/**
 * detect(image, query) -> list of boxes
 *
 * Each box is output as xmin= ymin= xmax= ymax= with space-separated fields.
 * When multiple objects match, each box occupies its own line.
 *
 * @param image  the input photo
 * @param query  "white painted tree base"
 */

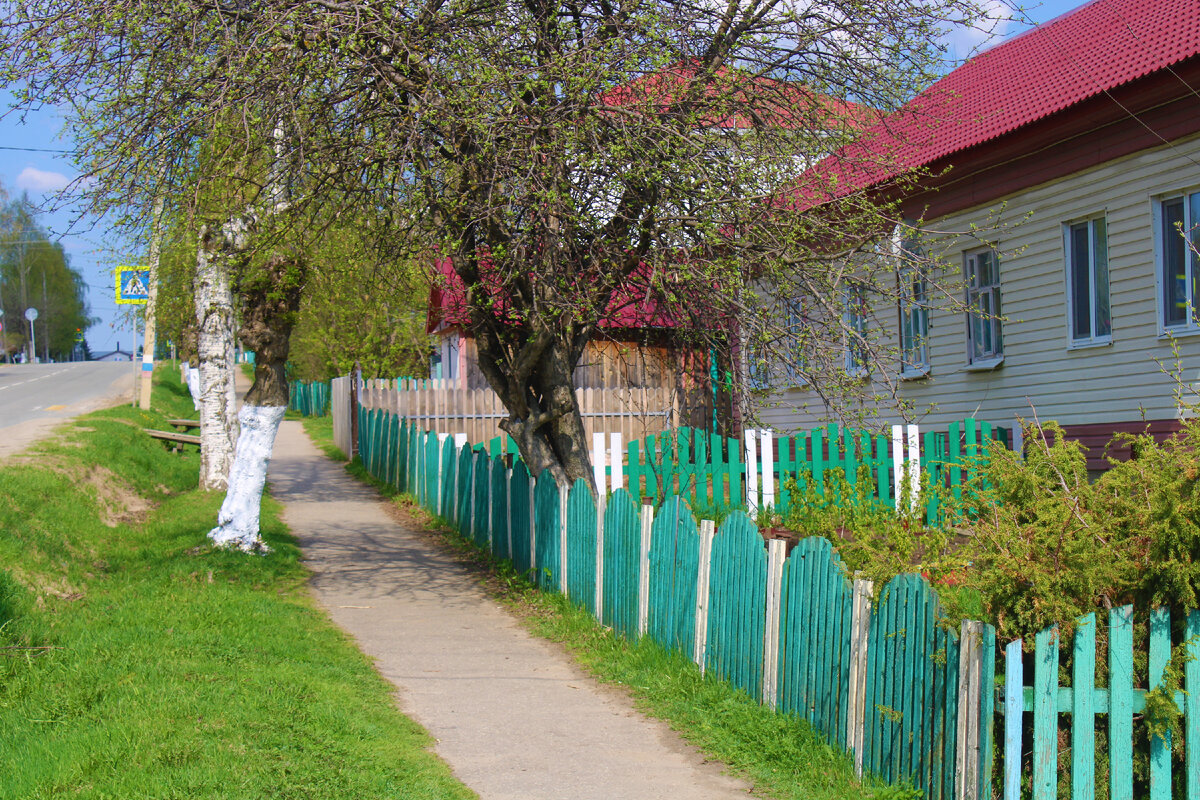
xmin=184 ymin=365 xmax=201 ymax=410
xmin=208 ymin=404 xmax=286 ymax=552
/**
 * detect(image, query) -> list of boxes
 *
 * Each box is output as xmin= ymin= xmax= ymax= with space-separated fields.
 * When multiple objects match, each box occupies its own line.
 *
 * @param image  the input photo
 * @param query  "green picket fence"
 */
xmin=353 ymin=404 xmax=1199 ymax=799
xmin=288 ymin=379 xmax=331 ymax=416
xmin=354 ymin=405 xmax=1000 ymax=798
xmin=626 ymin=420 xmax=1008 ymax=525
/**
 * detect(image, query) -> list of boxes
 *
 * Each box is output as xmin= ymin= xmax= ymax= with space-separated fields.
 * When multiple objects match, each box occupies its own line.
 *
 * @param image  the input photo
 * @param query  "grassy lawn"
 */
xmin=0 ymin=371 xmax=473 ymax=800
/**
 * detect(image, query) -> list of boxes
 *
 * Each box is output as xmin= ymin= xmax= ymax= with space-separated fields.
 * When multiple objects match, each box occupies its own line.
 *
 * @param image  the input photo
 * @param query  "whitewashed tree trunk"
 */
xmin=194 ymin=216 xmax=251 ymax=490
xmin=184 ymin=363 xmax=202 ymax=410
xmin=208 ymin=404 xmax=286 ymax=551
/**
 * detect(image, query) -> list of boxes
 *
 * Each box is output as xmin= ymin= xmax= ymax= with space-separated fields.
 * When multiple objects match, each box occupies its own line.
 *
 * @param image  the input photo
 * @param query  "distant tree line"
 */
xmin=0 ymin=191 xmax=94 ymax=362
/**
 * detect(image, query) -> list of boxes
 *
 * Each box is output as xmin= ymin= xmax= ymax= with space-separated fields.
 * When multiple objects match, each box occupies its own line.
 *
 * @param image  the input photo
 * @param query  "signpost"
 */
xmin=116 ymin=265 xmax=154 ymax=406
xmin=24 ymin=307 xmax=37 ymax=363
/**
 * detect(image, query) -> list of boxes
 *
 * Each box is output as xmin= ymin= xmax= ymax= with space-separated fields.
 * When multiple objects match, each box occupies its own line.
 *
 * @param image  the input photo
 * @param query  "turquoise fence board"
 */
xmin=566 ymin=480 xmax=597 ymax=616
xmin=1033 ymin=626 xmax=1058 ymax=800
xmin=1109 ymin=605 xmax=1133 ymax=800
xmin=941 ymin=616 xmax=960 ymax=800
xmin=533 ymin=472 xmax=561 ymax=592
xmin=1149 ymin=606 xmax=1171 ymax=800
xmin=979 ymin=624 xmax=997 ymax=800
xmin=706 ymin=512 xmax=766 ymax=699
xmin=287 ymin=380 xmax=331 ymax=416
xmin=1188 ymin=610 xmax=1200 ymax=800
xmin=858 ymin=574 xmax=960 ymax=799
xmin=472 ymin=452 xmax=490 ymax=549
xmin=1003 ymin=638 xmax=1023 ymax=800
xmin=602 ymin=489 xmax=641 ymax=640
xmin=1072 ymin=614 xmax=1096 ymax=800
xmin=647 ymin=496 xmax=699 ymax=657
xmin=490 ymin=458 xmax=509 ymax=562
xmin=509 ymin=463 xmax=532 ymax=576
xmin=439 ymin=438 xmax=454 ymax=519
xmin=455 ymin=445 xmax=471 ymax=536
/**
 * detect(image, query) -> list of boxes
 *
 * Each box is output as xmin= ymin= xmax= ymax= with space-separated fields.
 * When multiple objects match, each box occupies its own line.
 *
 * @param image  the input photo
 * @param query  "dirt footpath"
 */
xmin=268 ymin=420 xmax=753 ymax=800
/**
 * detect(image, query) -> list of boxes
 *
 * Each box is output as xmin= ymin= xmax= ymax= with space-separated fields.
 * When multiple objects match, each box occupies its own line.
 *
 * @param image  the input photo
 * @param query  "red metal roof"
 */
xmin=798 ymin=0 xmax=1200 ymax=204
xmin=426 ymin=258 xmax=686 ymax=334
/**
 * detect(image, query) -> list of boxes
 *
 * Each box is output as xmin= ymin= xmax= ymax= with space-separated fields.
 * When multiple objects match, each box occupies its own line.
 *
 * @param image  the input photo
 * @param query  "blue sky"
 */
xmin=0 ymin=0 xmax=1085 ymax=354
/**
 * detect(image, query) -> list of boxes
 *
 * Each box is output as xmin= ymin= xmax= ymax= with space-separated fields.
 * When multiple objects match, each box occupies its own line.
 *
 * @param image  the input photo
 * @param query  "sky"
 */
xmin=0 ymin=0 xmax=1085 ymax=356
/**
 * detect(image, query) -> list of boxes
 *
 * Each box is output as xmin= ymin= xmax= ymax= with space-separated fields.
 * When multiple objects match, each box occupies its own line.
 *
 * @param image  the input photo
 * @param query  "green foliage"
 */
xmin=287 ymin=221 xmax=432 ymax=381
xmin=1142 ymin=637 xmax=1196 ymax=747
xmin=782 ymin=467 xmax=957 ymax=596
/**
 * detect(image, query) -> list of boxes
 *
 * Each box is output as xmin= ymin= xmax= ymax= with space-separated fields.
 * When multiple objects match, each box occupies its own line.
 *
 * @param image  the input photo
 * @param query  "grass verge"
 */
xmin=349 ymin=473 xmax=913 ymax=800
xmin=300 ymin=413 xmax=346 ymax=462
xmin=0 ymin=369 xmax=474 ymax=800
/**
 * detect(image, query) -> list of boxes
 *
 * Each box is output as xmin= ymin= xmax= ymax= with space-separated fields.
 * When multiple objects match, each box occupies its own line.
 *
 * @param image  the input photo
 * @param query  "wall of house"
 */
xmin=760 ymin=131 xmax=1200 ymax=438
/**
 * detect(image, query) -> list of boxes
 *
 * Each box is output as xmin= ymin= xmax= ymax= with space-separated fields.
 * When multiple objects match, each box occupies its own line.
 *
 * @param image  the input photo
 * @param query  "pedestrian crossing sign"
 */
xmin=116 ymin=266 xmax=151 ymax=305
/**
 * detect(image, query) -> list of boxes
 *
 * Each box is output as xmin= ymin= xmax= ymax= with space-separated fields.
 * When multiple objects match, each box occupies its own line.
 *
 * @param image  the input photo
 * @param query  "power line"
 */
xmin=0 ymin=145 xmax=74 ymax=154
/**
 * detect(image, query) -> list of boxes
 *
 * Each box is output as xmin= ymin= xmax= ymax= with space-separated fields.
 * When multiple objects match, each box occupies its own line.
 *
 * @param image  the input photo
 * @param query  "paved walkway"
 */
xmin=268 ymin=421 xmax=753 ymax=800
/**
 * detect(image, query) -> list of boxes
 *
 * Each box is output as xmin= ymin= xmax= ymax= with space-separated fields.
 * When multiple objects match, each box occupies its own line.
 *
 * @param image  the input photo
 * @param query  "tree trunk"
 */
xmin=194 ymin=219 xmax=247 ymax=490
xmin=489 ymin=333 xmax=595 ymax=491
xmin=207 ymin=252 xmax=306 ymax=551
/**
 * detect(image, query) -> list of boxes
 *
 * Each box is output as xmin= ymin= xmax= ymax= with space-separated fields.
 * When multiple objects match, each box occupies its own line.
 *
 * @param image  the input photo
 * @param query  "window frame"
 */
xmin=843 ymin=284 xmax=869 ymax=378
xmin=898 ymin=269 xmax=930 ymax=378
xmin=963 ymin=247 xmax=1004 ymax=369
xmin=1154 ymin=189 xmax=1200 ymax=335
xmin=782 ymin=297 xmax=808 ymax=387
xmin=1062 ymin=214 xmax=1112 ymax=349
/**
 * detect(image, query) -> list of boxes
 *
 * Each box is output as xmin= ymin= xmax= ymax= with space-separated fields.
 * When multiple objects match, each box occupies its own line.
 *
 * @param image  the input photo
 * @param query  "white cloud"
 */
xmin=941 ymin=1 xmax=1015 ymax=59
xmin=16 ymin=166 xmax=71 ymax=192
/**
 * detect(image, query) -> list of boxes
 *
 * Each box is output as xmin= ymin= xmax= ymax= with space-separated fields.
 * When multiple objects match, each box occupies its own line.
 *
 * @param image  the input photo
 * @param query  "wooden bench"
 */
xmin=144 ymin=428 xmax=202 ymax=451
xmin=166 ymin=419 xmax=201 ymax=429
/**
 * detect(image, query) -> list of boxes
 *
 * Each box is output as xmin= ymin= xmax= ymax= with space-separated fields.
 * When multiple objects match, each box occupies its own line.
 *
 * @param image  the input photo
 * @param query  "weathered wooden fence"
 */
xmin=358 ymin=376 xmax=674 ymax=448
xmin=355 ymin=405 xmax=1001 ymax=799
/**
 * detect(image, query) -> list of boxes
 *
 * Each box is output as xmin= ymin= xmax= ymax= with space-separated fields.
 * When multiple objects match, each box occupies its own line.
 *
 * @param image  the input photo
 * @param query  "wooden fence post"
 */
xmin=637 ymin=503 xmax=653 ymax=638
xmin=847 ymin=575 xmax=873 ymax=775
xmin=762 ymin=538 xmax=787 ymax=710
xmin=744 ymin=429 xmax=759 ymax=516
xmin=956 ymin=620 xmax=984 ymax=800
xmin=760 ymin=430 xmax=774 ymax=513
xmin=693 ymin=519 xmax=716 ymax=672
xmin=610 ymin=432 xmax=623 ymax=493
xmin=593 ymin=431 xmax=606 ymax=496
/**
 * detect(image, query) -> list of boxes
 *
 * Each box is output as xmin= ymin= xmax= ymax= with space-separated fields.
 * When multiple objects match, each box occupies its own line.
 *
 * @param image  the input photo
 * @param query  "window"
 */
xmin=844 ymin=285 xmax=868 ymax=376
xmin=1158 ymin=191 xmax=1200 ymax=331
xmin=899 ymin=269 xmax=929 ymax=375
xmin=1064 ymin=216 xmax=1110 ymax=345
xmin=783 ymin=297 xmax=808 ymax=386
xmin=964 ymin=248 xmax=1003 ymax=365
xmin=745 ymin=328 xmax=770 ymax=390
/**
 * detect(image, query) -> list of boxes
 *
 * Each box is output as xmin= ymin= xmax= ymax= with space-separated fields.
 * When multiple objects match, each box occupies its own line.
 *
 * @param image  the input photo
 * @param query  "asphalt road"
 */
xmin=0 ymin=361 xmax=136 ymax=457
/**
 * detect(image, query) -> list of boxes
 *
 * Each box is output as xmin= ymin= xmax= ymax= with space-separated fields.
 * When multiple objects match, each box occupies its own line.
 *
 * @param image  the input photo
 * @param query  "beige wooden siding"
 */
xmin=759 ymin=132 xmax=1200 ymax=433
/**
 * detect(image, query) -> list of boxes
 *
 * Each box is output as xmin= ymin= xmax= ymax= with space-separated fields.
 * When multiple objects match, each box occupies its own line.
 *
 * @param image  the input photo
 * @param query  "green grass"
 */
xmin=391 ymin=499 xmax=917 ymax=800
xmin=0 ymin=369 xmax=474 ymax=800
xmin=300 ymin=414 xmax=346 ymax=462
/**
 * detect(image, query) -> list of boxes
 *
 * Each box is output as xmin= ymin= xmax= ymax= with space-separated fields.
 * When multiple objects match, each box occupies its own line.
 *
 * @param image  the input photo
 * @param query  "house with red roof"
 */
xmin=762 ymin=0 xmax=1200 ymax=468
xmin=426 ymin=258 xmax=731 ymax=431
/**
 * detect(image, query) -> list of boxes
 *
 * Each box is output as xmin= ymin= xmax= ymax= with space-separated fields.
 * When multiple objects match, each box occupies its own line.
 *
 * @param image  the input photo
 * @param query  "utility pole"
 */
xmin=139 ymin=195 xmax=165 ymax=409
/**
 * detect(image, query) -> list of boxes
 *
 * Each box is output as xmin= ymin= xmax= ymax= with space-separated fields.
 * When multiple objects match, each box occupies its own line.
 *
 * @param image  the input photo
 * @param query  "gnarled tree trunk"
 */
xmin=208 ymin=252 xmax=306 ymax=551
